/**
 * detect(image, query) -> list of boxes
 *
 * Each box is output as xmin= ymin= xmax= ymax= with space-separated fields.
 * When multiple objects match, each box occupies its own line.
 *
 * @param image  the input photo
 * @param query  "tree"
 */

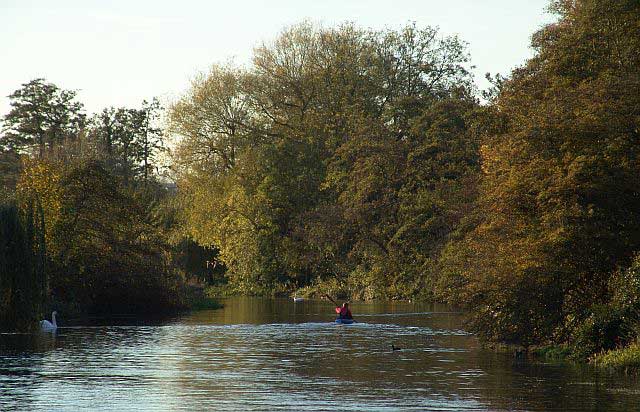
xmin=1 ymin=79 xmax=85 ymax=158
xmin=0 ymin=149 xmax=21 ymax=202
xmin=440 ymin=0 xmax=640 ymax=344
xmin=134 ymin=98 xmax=164 ymax=183
xmin=0 ymin=201 xmax=46 ymax=332
xmin=17 ymin=157 xmax=183 ymax=313
xmin=88 ymin=99 xmax=164 ymax=186
xmin=170 ymin=22 xmax=477 ymax=295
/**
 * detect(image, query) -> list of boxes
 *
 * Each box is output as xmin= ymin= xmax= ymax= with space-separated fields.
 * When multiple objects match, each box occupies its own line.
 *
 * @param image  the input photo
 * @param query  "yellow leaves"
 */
xmin=16 ymin=158 xmax=63 ymax=250
xmin=479 ymin=144 xmax=498 ymax=175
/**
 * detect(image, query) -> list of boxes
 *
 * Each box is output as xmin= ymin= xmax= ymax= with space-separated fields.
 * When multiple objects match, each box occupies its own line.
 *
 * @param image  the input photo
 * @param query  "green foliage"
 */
xmin=204 ymin=284 xmax=237 ymax=298
xmin=0 ymin=149 xmax=20 ymax=201
xmin=440 ymin=0 xmax=640 ymax=345
xmin=609 ymin=254 xmax=640 ymax=310
xmin=88 ymin=98 xmax=165 ymax=186
xmin=532 ymin=344 xmax=573 ymax=361
xmin=570 ymin=305 xmax=638 ymax=360
xmin=10 ymin=137 xmax=185 ymax=315
xmin=45 ymin=159 xmax=183 ymax=313
xmin=0 ymin=75 xmax=184 ymax=316
xmin=171 ymin=22 xmax=478 ymax=297
xmin=463 ymin=272 xmax=566 ymax=346
xmin=569 ymin=255 xmax=640 ymax=360
xmin=0 ymin=202 xmax=46 ymax=331
xmin=591 ymin=341 xmax=640 ymax=374
xmin=1 ymin=78 xmax=85 ymax=158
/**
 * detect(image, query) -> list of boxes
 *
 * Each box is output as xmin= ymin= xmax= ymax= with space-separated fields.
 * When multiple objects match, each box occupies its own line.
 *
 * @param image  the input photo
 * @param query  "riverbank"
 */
xmin=185 ymin=284 xmax=224 ymax=311
xmin=485 ymin=341 xmax=640 ymax=376
xmin=591 ymin=343 xmax=640 ymax=376
xmin=37 ymin=284 xmax=223 ymax=329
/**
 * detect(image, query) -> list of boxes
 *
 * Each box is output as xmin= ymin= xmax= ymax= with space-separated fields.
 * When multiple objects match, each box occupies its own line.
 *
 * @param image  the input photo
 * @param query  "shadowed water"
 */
xmin=1 ymin=297 xmax=638 ymax=411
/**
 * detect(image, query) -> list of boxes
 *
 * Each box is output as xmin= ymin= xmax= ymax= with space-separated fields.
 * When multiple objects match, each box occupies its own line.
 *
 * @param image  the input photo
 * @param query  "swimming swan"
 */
xmin=40 ymin=311 xmax=57 ymax=331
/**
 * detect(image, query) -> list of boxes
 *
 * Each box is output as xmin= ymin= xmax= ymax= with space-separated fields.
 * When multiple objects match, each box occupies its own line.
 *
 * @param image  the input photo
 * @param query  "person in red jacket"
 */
xmin=324 ymin=294 xmax=354 ymax=320
xmin=335 ymin=302 xmax=353 ymax=320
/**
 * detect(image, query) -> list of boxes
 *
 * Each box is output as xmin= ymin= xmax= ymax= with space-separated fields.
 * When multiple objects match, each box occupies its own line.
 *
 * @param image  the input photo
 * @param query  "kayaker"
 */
xmin=335 ymin=302 xmax=353 ymax=320
xmin=324 ymin=294 xmax=354 ymax=320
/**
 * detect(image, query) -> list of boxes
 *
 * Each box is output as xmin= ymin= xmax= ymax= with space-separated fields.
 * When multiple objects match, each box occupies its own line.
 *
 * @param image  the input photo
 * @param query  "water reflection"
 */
xmin=1 ymin=297 xmax=638 ymax=411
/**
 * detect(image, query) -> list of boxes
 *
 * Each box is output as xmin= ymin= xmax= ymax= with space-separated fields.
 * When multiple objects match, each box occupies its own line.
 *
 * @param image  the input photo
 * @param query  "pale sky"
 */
xmin=0 ymin=0 xmax=555 ymax=116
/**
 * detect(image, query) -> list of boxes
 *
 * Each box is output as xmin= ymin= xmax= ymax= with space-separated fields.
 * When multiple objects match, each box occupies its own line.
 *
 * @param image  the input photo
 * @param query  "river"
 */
xmin=1 ymin=297 xmax=638 ymax=411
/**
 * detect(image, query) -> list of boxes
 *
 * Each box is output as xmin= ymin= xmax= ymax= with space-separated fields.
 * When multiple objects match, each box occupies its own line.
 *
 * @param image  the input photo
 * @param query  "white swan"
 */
xmin=293 ymin=296 xmax=304 ymax=302
xmin=40 ymin=311 xmax=57 ymax=331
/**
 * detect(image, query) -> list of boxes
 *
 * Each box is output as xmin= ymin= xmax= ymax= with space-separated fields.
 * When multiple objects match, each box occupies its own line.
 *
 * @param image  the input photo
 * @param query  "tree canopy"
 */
xmin=2 ymin=78 xmax=85 ymax=158
xmin=438 ymin=0 xmax=640 ymax=344
xmin=170 ymin=23 xmax=479 ymax=296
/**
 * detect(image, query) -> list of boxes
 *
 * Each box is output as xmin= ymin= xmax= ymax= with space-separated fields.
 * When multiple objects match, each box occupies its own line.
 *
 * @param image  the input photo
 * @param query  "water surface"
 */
xmin=1 ymin=297 xmax=638 ymax=411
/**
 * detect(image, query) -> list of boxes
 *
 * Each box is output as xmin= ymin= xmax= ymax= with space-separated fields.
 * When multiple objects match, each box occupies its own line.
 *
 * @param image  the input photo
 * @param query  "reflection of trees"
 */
xmin=0 ymin=332 xmax=57 ymax=353
xmin=3 ymin=298 xmax=639 ymax=411
xmin=469 ymin=352 xmax=639 ymax=411
xmin=0 ymin=333 xmax=56 ymax=411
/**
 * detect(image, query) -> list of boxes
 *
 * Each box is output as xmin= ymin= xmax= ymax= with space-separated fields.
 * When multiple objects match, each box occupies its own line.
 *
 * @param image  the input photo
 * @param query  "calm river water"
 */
xmin=1 ymin=297 xmax=639 ymax=411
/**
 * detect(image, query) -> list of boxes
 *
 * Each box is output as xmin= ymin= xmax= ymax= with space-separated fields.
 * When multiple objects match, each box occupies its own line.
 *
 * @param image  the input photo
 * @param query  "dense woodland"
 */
xmin=0 ymin=83 xmax=188 ymax=322
xmin=1 ymin=0 xmax=640 ymax=362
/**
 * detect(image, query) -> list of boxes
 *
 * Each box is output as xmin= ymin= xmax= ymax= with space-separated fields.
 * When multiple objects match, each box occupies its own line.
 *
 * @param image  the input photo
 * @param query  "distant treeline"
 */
xmin=2 ymin=0 xmax=640 ymax=362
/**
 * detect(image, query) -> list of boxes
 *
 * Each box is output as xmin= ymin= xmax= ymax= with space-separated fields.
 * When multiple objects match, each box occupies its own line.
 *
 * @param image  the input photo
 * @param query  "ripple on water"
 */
xmin=1 ymin=298 xmax=638 ymax=411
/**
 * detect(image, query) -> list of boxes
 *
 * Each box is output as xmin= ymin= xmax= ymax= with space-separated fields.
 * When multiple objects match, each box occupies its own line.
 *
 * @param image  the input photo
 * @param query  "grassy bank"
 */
xmin=530 ymin=345 xmax=574 ymax=361
xmin=591 ymin=342 xmax=640 ymax=375
xmin=487 ymin=341 xmax=640 ymax=376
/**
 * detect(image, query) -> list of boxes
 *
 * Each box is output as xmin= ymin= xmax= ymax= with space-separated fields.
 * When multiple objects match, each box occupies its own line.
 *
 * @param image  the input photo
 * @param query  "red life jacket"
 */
xmin=335 ymin=306 xmax=353 ymax=319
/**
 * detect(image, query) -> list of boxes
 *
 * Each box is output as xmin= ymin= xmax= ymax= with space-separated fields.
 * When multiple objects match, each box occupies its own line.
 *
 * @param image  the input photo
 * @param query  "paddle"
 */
xmin=323 ymin=293 xmax=339 ymax=307
xmin=324 ymin=294 xmax=356 ymax=323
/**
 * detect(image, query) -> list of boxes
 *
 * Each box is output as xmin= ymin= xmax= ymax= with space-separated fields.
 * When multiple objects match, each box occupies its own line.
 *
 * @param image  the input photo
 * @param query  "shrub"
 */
xmin=591 ymin=341 xmax=640 ymax=375
xmin=571 ymin=305 xmax=637 ymax=360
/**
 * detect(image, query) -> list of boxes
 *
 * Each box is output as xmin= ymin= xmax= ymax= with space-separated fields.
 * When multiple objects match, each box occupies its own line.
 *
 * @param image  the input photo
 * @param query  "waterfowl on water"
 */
xmin=40 ymin=311 xmax=57 ymax=331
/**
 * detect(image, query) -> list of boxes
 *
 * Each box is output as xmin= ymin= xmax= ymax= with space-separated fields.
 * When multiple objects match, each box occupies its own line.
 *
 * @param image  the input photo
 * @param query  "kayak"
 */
xmin=335 ymin=318 xmax=355 ymax=324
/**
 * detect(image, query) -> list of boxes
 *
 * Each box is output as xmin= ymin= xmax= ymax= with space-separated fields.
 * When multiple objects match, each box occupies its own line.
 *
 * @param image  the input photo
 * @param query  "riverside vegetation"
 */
xmin=1 ymin=0 xmax=639 ymax=372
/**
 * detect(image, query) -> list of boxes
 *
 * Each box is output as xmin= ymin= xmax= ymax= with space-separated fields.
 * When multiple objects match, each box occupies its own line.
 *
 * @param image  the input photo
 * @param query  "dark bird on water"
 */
xmin=392 ymin=344 xmax=401 ymax=351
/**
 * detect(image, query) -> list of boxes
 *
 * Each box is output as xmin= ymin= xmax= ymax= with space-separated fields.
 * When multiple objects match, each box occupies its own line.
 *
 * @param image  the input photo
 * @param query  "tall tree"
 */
xmin=1 ymin=79 xmax=85 ymax=158
xmin=88 ymin=100 xmax=164 ymax=186
xmin=0 ymin=149 xmax=20 ymax=201
xmin=16 ymin=157 xmax=182 ymax=313
xmin=134 ymin=98 xmax=164 ymax=183
xmin=0 ymin=201 xmax=46 ymax=332
xmin=441 ymin=0 xmax=640 ymax=344
xmin=170 ymin=23 xmax=477 ymax=295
